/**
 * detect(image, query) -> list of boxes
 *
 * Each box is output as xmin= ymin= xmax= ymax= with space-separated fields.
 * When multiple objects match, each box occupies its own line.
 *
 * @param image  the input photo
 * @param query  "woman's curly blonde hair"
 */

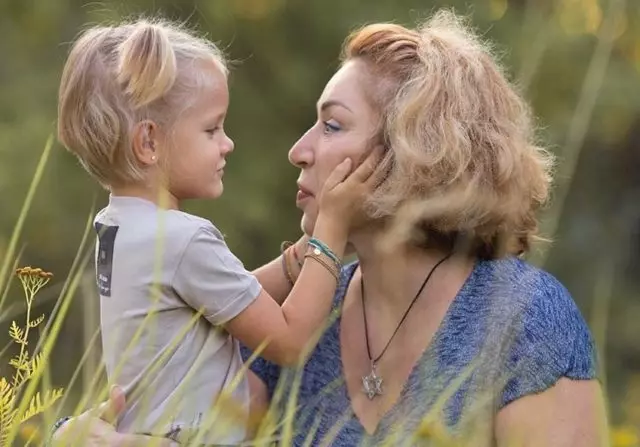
xmin=342 ymin=10 xmax=555 ymax=258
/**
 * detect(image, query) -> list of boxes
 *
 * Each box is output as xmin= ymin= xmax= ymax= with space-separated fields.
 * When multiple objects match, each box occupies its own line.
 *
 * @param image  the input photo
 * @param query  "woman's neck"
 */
xmin=348 ymin=226 xmax=474 ymax=316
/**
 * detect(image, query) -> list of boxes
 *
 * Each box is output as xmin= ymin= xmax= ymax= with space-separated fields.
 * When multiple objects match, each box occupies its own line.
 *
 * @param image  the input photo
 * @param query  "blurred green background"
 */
xmin=1 ymin=0 xmax=639 ymax=437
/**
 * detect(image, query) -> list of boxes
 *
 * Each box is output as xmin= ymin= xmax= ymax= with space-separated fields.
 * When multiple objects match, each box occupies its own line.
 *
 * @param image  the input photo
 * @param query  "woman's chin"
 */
xmin=300 ymin=213 xmax=316 ymax=236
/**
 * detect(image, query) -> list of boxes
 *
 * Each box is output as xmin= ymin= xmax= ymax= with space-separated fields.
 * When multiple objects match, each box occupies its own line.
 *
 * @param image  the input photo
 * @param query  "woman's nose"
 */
xmin=288 ymin=127 xmax=315 ymax=168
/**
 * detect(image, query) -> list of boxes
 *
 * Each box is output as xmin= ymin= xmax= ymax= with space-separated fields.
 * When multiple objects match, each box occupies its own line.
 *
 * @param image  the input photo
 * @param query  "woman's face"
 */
xmin=289 ymin=60 xmax=380 ymax=235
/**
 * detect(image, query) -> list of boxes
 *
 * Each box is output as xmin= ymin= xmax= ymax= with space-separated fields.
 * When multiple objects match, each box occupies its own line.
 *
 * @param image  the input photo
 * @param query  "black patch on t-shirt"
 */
xmin=95 ymin=222 xmax=119 ymax=297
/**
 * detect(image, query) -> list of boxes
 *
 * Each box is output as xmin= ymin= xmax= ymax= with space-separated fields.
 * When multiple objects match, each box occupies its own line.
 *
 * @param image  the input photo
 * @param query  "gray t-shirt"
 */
xmin=94 ymin=195 xmax=261 ymax=444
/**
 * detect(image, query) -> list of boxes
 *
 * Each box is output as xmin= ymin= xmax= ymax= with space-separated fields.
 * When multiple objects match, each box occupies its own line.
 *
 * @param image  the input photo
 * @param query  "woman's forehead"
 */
xmin=318 ymin=60 xmax=372 ymax=111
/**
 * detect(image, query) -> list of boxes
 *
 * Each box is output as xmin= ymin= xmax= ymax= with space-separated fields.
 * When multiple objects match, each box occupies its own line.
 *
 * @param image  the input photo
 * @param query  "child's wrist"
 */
xmin=303 ymin=237 xmax=343 ymax=282
xmin=314 ymin=214 xmax=348 ymax=243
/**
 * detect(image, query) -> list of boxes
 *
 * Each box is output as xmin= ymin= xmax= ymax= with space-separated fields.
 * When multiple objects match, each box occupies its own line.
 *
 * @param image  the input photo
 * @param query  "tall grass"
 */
xmin=1 ymin=142 xmax=635 ymax=446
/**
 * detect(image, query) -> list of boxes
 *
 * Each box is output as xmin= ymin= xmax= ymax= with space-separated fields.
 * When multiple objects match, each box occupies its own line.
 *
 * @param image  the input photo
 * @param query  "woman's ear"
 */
xmin=132 ymin=120 xmax=160 ymax=166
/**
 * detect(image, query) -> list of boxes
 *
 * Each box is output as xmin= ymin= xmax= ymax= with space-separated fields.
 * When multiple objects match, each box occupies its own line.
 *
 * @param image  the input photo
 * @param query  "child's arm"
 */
xmin=226 ymin=151 xmax=380 ymax=367
xmin=224 ymin=214 xmax=346 ymax=366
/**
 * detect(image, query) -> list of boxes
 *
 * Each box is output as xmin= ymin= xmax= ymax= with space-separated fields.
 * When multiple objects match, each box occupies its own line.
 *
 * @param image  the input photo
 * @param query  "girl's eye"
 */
xmin=322 ymin=121 xmax=341 ymax=134
xmin=206 ymin=128 xmax=218 ymax=135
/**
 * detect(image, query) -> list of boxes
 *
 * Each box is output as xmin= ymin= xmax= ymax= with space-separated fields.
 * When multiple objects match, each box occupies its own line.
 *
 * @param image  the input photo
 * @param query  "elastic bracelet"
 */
xmin=308 ymin=238 xmax=341 ymax=266
xmin=280 ymin=241 xmax=298 ymax=285
xmin=280 ymin=240 xmax=294 ymax=253
xmin=281 ymin=253 xmax=294 ymax=286
xmin=282 ymin=240 xmax=303 ymax=269
xmin=290 ymin=244 xmax=303 ymax=269
xmin=304 ymin=250 xmax=340 ymax=282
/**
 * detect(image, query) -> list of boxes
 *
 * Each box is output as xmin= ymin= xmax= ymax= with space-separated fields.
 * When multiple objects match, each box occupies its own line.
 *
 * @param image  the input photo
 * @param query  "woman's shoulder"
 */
xmin=473 ymin=257 xmax=598 ymax=406
xmin=475 ymin=256 xmax=585 ymax=326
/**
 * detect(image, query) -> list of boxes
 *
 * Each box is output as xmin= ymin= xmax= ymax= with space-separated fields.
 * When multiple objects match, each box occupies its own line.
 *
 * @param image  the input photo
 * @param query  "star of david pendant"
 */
xmin=362 ymin=361 xmax=383 ymax=400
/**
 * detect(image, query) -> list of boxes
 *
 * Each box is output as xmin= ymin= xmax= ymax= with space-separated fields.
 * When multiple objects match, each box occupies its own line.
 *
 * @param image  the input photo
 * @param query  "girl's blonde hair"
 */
xmin=57 ymin=18 xmax=227 ymax=188
xmin=342 ymin=10 xmax=555 ymax=258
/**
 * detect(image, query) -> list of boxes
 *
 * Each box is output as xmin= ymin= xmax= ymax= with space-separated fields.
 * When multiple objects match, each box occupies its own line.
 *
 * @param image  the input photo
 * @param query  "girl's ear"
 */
xmin=132 ymin=120 xmax=160 ymax=166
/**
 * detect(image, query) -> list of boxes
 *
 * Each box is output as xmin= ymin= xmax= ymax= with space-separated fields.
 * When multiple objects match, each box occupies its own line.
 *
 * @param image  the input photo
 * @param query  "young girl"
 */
xmin=57 ymin=18 xmax=378 ymax=444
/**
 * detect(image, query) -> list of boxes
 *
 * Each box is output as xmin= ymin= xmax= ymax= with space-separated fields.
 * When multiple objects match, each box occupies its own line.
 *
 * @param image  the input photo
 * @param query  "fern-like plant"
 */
xmin=0 ymin=266 xmax=64 ymax=444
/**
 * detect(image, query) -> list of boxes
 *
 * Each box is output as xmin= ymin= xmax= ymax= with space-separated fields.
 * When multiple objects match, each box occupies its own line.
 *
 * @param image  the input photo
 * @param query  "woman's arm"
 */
xmin=251 ymin=236 xmax=307 ymax=305
xmin=495 ymin=378 xmax=609 ymax=446
xmin=51 ymin=386 xmax=175 ymax=447
xmin=51 ymin=374 xmax=272 ymax=446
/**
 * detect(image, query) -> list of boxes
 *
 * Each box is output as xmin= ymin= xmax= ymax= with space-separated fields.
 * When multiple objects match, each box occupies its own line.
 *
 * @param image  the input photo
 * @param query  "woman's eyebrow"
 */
xmin=319 ymin=99 xmax=353 ymax=113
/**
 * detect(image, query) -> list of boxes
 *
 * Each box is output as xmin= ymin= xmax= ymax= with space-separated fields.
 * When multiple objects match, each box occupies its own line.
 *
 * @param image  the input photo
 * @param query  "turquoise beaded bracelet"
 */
xmin=308 ymin=237 xmax=341 ymax=266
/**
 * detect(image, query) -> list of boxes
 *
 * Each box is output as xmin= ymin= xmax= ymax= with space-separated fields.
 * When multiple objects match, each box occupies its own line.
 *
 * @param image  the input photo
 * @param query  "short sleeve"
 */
xmin=172 ymin=226 xmax=262 ymax=325
xmin=500 ymin=273 xmax=598 ymax=408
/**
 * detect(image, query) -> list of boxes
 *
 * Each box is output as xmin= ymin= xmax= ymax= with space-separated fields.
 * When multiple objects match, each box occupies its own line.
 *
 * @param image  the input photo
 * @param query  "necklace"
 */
xmin=360 ymin=253 xmax=452 ymax=400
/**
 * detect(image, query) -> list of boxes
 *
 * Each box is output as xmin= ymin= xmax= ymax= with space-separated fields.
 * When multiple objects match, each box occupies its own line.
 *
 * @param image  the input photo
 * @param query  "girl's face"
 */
xmin=162 ymin=61 xmax=234 ymax=202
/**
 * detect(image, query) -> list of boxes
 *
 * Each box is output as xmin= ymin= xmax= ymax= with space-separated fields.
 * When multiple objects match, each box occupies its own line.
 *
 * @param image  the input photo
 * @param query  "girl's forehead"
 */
xmin=183 ymin=68 xmax=229 ymax=116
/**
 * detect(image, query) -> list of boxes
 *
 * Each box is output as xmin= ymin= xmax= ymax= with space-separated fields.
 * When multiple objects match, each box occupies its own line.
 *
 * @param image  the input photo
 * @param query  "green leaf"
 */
xmin=9 ymin=351 xmax=29 ymax=370
xmin=26 ymin=353 xmax=43 ymax=378
xmin=8 ymin=322 xmax=24 ymax=344
xmin=20 ymin=388 xmax=63 ymax=423
xmin=28 ymin=315 xmax=44 ymax=328
xmin=0 ymin=377 xmax=17 ymax=444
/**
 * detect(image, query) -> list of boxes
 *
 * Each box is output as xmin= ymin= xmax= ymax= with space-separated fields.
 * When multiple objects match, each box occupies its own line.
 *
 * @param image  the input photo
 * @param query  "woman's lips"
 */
xmin=296 ymin=184 xmax=314 ymax=202
xmin=297 ymin=190 xmax=311 ymax=201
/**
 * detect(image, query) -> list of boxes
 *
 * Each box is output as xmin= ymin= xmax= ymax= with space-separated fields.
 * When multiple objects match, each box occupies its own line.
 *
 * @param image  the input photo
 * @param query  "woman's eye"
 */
xmin=322 ymin=121 xmax=341 ymax=134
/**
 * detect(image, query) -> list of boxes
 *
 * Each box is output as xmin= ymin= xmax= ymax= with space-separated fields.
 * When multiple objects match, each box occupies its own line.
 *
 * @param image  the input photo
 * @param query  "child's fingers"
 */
xmin=114 ymin=433 xmax=177 ymax=447
xmin=348 ymin=145 xmax=385 ymax=184
xmin=323 ymin=158 xmax=352 ymax=190
xmin=92 ymin=385 xmax=126 ymax=424
xmin=364 ymin=146 xmax=388 ymax=188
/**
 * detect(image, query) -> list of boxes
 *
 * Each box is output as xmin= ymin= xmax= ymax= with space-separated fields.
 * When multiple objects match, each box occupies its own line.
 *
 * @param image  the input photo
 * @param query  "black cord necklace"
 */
xmin=360 ymin=252 xmax=452 ymax=400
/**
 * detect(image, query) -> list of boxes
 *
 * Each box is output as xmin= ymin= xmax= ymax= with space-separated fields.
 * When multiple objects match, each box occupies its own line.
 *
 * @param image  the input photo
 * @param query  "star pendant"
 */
xmin=362 ymin=362 xmax=383 ymax=400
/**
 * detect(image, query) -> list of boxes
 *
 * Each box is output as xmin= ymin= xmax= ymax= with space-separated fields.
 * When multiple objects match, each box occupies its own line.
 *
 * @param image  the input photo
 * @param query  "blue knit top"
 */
xmin=241 ymin=257 xmax=597 ymax=445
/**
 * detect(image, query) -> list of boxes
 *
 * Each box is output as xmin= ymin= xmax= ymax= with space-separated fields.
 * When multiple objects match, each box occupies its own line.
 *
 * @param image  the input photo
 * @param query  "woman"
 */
xmin=52 ymin=10 xmax=606 ymax=446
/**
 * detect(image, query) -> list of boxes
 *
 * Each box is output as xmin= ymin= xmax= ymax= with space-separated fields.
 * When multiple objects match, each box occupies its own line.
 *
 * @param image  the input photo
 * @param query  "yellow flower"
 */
xmin=19 ymin=422 xmax=41 ymax=444
xmin=15 ymin=266 xmax=53 ymax=279
xmin=611 ymin=425 xmax=639 ymax=447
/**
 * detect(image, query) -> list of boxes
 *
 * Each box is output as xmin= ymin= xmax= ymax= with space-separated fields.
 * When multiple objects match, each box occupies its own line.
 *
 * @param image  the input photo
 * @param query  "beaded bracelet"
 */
xmin=281 ymin=253 xmax=294 ymax=286
xmin=306 ymin=238 xmax=342 ymax=280
xmin=280 ymin=242 xmax=296 ymax=286
xmin=308 ymin=237 xmax=342 ymax=271
xmin=308 ymin=237 xmax=341 ymax=267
